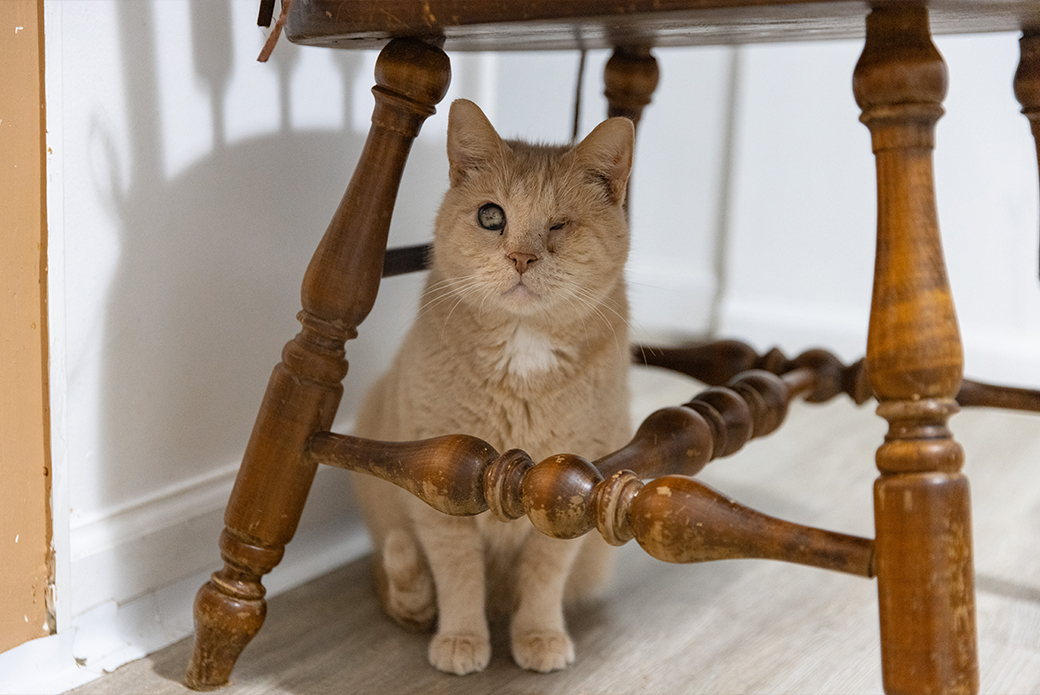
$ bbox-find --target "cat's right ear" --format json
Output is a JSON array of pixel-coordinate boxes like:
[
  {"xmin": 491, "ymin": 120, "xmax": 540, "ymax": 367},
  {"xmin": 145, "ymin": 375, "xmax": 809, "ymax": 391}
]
[{"xmin": 447, "ymin": 99, "xmax": 509, "ymax": 187}]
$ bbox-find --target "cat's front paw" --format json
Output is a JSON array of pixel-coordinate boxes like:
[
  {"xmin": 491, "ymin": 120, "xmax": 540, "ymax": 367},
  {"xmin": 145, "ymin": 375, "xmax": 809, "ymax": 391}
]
[
  {"xmin": 510, "ymin": 629, "xmax": 576, "ymax": 673},
  {"xmin": 428, "ymin": 632, "xmax": 491, "ymax": 675}
]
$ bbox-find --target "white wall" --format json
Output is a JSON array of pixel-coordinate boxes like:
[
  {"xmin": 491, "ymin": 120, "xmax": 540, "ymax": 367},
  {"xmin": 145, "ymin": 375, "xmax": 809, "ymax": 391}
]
[
  {"xmin": 722, "ymin": 33, "xmax": 1040, "ymax": 383},
  {"xmin": 2, "ymin": 2, "xmax": 1038, "ymax": 692}
]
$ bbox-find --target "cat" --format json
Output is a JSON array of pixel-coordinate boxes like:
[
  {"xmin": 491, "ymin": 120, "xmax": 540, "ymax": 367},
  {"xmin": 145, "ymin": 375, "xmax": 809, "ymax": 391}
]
[{"xmin": 351, "ymin": 98, "xmax": 634, "ymax": 675}]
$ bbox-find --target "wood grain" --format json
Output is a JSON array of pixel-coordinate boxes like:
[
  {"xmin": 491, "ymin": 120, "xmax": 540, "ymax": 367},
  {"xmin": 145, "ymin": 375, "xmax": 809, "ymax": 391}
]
[
  {"xmin": 854, "ymin": 5, "xmax": 978, "ymax": 693},
  {"xmin": 285, "ymin": 0, "xmax": 1040, "ymax": 51},
  {"xmin": 306, "ymin": 368, "xmax": 874, "ymax": 575}
]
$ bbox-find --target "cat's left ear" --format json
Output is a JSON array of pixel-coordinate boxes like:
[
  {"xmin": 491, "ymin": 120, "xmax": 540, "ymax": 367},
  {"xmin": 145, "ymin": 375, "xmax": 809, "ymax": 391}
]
[
  {"xmin": 573, "ymin": 117, "xmax": 635, "ymax": 205},
  {"xmin": 446, "ymin": 99, "xmax": 509, "ymax": 187}
]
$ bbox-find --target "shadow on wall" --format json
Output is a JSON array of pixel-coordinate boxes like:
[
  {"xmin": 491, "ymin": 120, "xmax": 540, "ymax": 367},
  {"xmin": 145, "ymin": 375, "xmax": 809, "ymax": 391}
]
[{"xmin": 86, "ymin": 0, "xmax": 447, "ymax": 588}]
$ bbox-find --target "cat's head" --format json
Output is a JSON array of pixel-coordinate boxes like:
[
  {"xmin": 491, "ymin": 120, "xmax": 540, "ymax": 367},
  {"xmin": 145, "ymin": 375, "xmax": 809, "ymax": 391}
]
[{"xmin": 430, "ymin": 99, "xmax": 634, "ymax": 323}]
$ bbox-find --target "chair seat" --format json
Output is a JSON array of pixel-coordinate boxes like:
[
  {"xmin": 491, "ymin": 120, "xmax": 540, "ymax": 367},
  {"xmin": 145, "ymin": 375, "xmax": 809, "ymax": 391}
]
[{"xmin": 286, "ymin": 0, "xmax": 1040, "ymax": 51}]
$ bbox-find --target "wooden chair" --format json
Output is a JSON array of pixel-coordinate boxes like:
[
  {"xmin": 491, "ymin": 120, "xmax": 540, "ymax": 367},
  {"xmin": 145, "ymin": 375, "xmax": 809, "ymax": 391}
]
[{"xmin": 184, "ymin": 2, "xmax": 1040, "ymax": 693}]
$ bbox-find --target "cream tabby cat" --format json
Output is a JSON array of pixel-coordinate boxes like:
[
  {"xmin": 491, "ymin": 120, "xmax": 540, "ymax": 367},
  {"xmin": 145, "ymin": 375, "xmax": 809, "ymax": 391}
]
[{"xmin": 352, "ymin": 99, "xmax": 634, "ymax": 675}]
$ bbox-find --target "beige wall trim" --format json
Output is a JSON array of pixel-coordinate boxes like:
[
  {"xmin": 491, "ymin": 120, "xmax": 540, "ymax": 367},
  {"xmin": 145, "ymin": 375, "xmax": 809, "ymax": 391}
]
[{"xmin": 0, "ymin": 0, "xmax": 53, "ymax": 654}]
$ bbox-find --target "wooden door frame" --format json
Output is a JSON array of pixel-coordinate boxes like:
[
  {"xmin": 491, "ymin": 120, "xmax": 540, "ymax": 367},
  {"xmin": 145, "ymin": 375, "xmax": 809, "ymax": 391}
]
[{"xmin": 0, "ymin": 0, "xmax": 53, "ymax": 655}]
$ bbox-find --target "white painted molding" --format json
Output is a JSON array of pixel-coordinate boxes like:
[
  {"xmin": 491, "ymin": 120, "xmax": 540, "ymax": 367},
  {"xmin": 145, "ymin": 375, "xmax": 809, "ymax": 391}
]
[
  {"xmin": 43, "ymin": 0, "xmax": 71, "ymax": 638},
  {"xmin": 67, "ymin": 444, "xmax": 368, "ymax": 616},
  {"xmin": 0, "ymin": 631, "xmax": 94, "ymax": 695}
]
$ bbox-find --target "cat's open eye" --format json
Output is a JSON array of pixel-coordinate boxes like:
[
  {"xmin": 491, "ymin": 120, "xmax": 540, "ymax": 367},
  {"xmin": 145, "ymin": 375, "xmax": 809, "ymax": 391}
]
[{"xmin": 477, "ymin": 203, "xmax": 506, "ymax": 233}]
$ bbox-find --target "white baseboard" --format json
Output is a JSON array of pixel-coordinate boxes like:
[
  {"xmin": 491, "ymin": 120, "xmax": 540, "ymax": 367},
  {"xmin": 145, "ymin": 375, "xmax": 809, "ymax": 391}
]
[
  {"xmin": 1, "ymin": 452, "xmax": 374, "ymax": 695},
  {"xmin": 0, "ymin": 631, "xmax": 94, "ymax": 695},
  {"xmin": 0, "ymin": 520, "xmax": 369, "ymax": 695}
]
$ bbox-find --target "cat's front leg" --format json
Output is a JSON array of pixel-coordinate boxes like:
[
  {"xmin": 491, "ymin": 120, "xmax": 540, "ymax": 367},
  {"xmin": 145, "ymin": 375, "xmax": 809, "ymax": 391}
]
[
  {"xmin": 510, "ymin": 531, "xmax": 583, "ymax": 672},
  {"xmin": 410, "ymin": 502, "xmax": 491, "ymax": 675}
]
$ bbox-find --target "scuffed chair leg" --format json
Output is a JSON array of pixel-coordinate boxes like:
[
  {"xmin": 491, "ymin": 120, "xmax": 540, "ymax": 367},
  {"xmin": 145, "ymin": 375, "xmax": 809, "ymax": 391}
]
[
  {"xmin": 855, "ymin": 6, "xmax": 979, "ymax": 694},
  {"xmin": 184, "ymin": 37, "xmax": 451, "ymax": 690}
]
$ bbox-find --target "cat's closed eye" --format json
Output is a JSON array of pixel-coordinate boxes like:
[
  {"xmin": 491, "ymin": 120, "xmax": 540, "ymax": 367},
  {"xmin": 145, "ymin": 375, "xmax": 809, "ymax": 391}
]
[
  {"xmin": 549, "ymin": 220, "xmax": 567, "ymax": 231},
  {"xmin": 478, "ymin": 203, "xmax": 506, "ymax": 233}
]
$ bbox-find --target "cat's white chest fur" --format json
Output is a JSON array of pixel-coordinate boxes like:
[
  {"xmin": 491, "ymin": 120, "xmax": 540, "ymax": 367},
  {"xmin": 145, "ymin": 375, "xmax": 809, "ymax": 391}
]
[{"xmin": 497, "ymin": 324, "xmax": 558, "ymax": 378}]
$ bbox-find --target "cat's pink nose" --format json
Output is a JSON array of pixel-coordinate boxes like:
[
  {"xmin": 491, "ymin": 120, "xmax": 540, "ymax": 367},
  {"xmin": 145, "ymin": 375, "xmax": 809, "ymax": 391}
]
[{"xmin": 508, "ymin": 252, "xmax": 539, "ymax": 274}]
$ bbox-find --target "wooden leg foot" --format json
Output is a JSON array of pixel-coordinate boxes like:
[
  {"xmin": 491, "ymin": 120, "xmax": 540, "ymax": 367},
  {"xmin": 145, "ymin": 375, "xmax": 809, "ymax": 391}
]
[
  {"xmin": 185, "ymin": 530, "xmax": 284, "ymax": 690},
  {"xmin": 186, "ymin": 577, "xmax": 266, "ymax": 690}
]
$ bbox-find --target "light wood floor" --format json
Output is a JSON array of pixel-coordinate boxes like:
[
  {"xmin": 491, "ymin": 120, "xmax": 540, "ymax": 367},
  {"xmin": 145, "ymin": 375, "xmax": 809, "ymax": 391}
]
[{"xmin": 67, "ymin": 367, "xmax": 1040, "ymax": 694}]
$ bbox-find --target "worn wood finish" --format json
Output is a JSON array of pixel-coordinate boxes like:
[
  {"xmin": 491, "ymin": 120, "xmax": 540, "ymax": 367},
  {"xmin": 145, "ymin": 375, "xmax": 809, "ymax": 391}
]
[
  {"xmin": 1015, "ymin": 32, "xmax": 1040, "ymax": 277},
  {"xmin": 285, "ymin": 0, "xmax": 1040, "ymax": 52},
  {"xmin": 307, "ymin": 432, "xmax": 498, "ymax": 516},
  {"xmin": 638, "ymin": 339, "xmax": 1040, "ymax": 413},
  {"xmin": 629, "ymin": 475, "xmax": 874, "ymax": 575},
  {"xmin": 185, "ymin": 38, "xmax": 450, "ymax": 691},
  {"xmin": 854, "ymin": 6, "xmax": 978, "ymax": 694},
  {"xmin": 307, "ymin": 368, "xmax": 874, "ymax": 576}
]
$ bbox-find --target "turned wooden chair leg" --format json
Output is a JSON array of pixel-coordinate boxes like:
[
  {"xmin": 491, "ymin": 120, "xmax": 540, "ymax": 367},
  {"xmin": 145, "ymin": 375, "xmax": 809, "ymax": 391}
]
[
  {"xmin": 1014, "ymin": 31, "xmax": 1040, "ymax": 276},
  {"xmin": 854, "ymin": 6, "xmax": 979, "ymax": 695},
  {"xmin": 604, "ymin": 46, "xmax": 659, "ymax": 215},
  {"xmin": 184, "ymin": 38, "xmax": 450, "ymax": 690},
  {"xmin": 604, "ymin": 46, "xmax": 659, "ymax": 127}
]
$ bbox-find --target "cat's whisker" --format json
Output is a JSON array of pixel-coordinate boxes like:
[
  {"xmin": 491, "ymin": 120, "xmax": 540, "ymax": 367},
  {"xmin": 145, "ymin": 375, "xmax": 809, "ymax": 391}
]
[
  {"xmin": 439, "ymin": 284, "xmax": 483, "ymax": 337},
  {"xmin": 569, "ymin": 282, "xmax": 643, "ymax": 339},
  {"xmin": 561, "ymin": 294, "xmax": 592, "ymax": 348},
  {"xmin": 562, "ymin": 282, "xmax": 628, "ymax": 356},
  {"xmin": 417, "ymin": 277, "xmax": 485, "ymax": 318}
]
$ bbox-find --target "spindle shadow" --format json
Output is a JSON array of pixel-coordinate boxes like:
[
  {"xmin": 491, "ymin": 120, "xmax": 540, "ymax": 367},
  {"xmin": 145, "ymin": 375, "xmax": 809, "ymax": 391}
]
[{"xmin": 86, "ymin": 0, "xmax": 450, "ymax": 662}]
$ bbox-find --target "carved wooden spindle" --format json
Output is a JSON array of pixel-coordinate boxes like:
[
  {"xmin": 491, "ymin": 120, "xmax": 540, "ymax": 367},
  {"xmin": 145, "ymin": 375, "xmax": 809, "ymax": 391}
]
[
  {"xmin": 308, "ymin": 367, "xmax": 874, "ymax": 576},
  {"xmin": 637, "ymin": 341, "xmax": 872, "ymax": 404},
  {"xmin": 604, "ymin": 46, "xmax": 660, "ymax": 128},
  {"xmin": 307, "ymin": 432, "xmax": 498, "ymax": 516},
  {"xmin": 629, "ymin": 476, "xmax": 875, "ymax": 576},
  {"xmin": 185, "ymin": 39, "xmax": 450, "ymax": 691},
  {"xmin": 958, "ymin": 378, "xmax": 1040, "ymax": 412},
  {"xmin": 854, "ymin": 6, "xmax": 978, "ymax": 694},
  {"xmin": 640, "ymin": 339, "xmax": 1040, "ymax": 414},
  {"xmin": 1015, "ymin": 31, "xmax": 1040, "ymax": 277}
]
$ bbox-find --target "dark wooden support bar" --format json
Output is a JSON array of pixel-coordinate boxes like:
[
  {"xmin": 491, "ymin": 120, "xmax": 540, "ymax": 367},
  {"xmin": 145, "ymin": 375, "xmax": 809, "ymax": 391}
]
[
  {"xmin": 638, "ymin": 339, "xmax": 1040, "ymax": 414},
  {"xmin": 630, "ymin": 476, "xmax": 875, "ymax": 576},
  {"xmin": 307, "ymin": 433, "xmax": 498, "ymax": 516},
  {"xmin": 185, "ymin": 38, "xmax": 451, "ymax": 690},
  {"xmin": 636, "ymin": 341, "xmax": 872, "ymax": 404},
  {"xmin": 382, "ymin": 242, "xmax": 432, "ymax": 277},
  {"xmin": 854, "ymin": 6, "xmax": 978, "ymax": 694},
  {"xmin": 307, "ymin": 367, "xmax": 874, "ymax": 577},
  {"xmin": 957, "ymin": 378, "xmax": 1040, "ymax": 412},
  {"xmin": 1015, "ymin": 31, "xmax": 1040, "ymax": 277}
]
